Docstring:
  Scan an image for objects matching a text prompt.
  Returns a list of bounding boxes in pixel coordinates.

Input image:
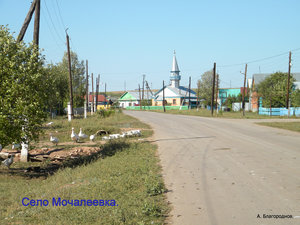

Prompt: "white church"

[152,52,197,107]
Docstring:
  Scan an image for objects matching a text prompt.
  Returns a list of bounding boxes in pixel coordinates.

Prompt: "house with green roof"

[118,91,141,108]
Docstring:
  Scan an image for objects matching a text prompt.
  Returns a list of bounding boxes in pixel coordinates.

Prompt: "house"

[218,88,241,105]
[152,52,197,107]
[86,94,108,110]
[118,91,140,108]
[248,73,300,111]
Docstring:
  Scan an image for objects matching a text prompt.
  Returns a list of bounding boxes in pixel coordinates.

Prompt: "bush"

[97,109,115,118]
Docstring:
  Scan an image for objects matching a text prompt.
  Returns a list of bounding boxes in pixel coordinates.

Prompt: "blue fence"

[259,107,300,116]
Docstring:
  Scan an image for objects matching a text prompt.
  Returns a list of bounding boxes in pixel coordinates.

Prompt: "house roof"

[119,91,154,101]
[86,94,107,102]
[119,91,141,101]
[154,85,197,100]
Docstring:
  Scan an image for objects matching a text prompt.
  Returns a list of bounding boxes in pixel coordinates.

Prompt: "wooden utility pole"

[33,0,40,46]
[146,81,153,96]
[163,80,166,112]
[105,83,107,97]
[95,74,100,112]
[66,32,74,118]
[85,60,89,113]
[211,63,216,116]
[17,0,37,42]
[91,73,94,113]
[286,51,292,109]
[242,64,247,116]
[215,74,219,113]
[197,81,200,111]
[142,74,145,100]
[139,84,142,110]
[188,76,191,110]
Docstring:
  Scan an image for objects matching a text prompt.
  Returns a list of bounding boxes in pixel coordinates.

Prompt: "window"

[173,99,176,105]
[129,103,132,106]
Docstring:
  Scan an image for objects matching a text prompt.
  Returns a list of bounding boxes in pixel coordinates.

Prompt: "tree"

[0,26,48,147]
[257,72,295,108]
[197,70,219,106]
[223,95,238,110]
[58,51,85,108]
[44,64,69,115]
[291,89,300,107]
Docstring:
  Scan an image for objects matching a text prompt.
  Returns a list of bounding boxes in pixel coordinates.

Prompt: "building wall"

[251,92,259,112]
[119,100,139,108]
[152,97,182,106]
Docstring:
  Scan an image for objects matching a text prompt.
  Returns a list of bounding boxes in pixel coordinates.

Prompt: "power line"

[55,0,66,30]
[43,0,65,44]
[219,47,300,68]
[41,8,64,52]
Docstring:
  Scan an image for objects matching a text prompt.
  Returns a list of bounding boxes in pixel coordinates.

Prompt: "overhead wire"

[40,5,65,60]
[43,0,65,45]
[55,0,67,30]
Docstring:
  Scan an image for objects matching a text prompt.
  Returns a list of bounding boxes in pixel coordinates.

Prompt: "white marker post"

[84,100,87,119]
[20,123,28,162]
[68,102,72,122]
[20,142,28,162]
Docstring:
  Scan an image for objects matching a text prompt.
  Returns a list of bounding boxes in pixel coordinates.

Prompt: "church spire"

[171,50,180,72]
[170,50,181,88]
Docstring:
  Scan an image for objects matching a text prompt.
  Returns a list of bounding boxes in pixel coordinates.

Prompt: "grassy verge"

[256,122,300,133]
[0,112,168,224]
[148,108,299,119]
[37,110,152,145]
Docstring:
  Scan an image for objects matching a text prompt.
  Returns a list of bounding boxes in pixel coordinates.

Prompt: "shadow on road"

[148,136,215,143]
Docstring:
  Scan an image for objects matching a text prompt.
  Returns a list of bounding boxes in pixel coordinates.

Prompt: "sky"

[1,0,300,91]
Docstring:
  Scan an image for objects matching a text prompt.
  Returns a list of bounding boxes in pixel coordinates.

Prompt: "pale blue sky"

[1,0,300,91]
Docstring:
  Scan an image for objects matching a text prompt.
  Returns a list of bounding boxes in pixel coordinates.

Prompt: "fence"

[259,107,300,116]
[126,106,189,110]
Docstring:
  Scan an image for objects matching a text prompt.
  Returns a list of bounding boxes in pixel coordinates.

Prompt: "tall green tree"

[0,26,48,147]
[257,72,295,108]
[291,89,300,107]
[58,51,85,107]
[44,64,69,115]
[197,70,219,106]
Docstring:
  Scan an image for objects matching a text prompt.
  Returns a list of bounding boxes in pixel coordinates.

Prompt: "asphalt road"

[124,111,300,225]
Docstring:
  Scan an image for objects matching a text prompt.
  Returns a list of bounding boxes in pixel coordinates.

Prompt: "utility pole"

[139,84,142,110]
[33,0,40,46]
[215,74,219,114]
[286,51,292,111]
[163,80,166,112]
[197,81,200,111]
[95,74,100,112]
[242,64,247,116]
[211,63,216,116]
[145,81,153,96]
[124,81,126,92]
[66,32,74,118]
[188,76,191,110]
[142,74,145,100]
[91,73,94,114]
[85,60,89,117]
[17,0,37,42]
[105,83,107,97]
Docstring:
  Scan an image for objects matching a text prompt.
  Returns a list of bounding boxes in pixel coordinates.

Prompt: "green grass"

[148,108,299,119]
[35,111,151,147]
[0,112,168,224]
[256,122,300,133]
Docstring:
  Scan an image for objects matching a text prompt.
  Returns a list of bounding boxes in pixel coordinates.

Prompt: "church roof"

[154,85,197,100]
